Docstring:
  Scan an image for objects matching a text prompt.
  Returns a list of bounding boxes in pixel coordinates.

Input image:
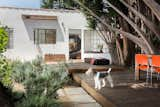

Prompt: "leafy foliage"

[0,26,11,87]
[0,27,8,53]
[0,55,12,87]
[63,0,79,9]
[78,0,104,29]
[15,94,60,107]
[41,0,104,29]
[11,57,69,107]
[41,0,78,9]
[41,0,54,9]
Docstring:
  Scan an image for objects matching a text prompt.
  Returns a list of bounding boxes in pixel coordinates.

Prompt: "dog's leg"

[107,74,114,88]
[102,78,106,87]
[95,72,101,90]
[97,79,101,90]
[94,76,98,89]
[94,76,101,89]
[96,73,102,90]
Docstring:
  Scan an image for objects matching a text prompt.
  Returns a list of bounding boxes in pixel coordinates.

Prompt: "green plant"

[0,55,12,87]
[11,60,33,83]
[0,27,8,53]
[41,0,78,9]
[11,57,69,107]
[0,26,11,87]
[15,94,60,107]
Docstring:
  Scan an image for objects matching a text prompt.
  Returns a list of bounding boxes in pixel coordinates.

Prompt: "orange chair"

[135,54,149,80]
[151,55,160,80]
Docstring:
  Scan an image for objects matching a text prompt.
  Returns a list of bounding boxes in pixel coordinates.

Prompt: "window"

[6,28,14,49]
[84,30,103,52]
[34,29,56,44]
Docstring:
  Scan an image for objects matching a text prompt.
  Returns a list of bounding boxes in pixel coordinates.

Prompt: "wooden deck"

[72,70,160,107]
[68,62,125,73]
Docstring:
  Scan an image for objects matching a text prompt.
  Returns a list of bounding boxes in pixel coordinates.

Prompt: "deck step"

[72,73,116,107]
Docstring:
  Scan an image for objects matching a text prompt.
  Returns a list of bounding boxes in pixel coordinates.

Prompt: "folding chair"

[151,55,160,82]
[135,54,150,84]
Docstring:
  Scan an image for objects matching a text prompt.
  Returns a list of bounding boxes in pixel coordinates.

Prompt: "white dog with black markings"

[86,67,114,90]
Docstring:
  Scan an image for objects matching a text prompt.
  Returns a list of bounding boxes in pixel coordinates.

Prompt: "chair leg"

[150,69,153,86]
[146,69,149,85]
[135,69,140,80]
[157,72,160,80]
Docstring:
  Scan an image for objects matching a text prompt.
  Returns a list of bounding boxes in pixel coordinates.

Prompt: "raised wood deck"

[68,62,125,73]
[72,70,160,107]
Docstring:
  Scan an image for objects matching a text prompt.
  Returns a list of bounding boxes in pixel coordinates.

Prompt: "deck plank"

[72,71,160,107]
[68,62,125,73]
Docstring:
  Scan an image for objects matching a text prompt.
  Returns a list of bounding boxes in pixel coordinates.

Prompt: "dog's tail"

[107,68,112,74]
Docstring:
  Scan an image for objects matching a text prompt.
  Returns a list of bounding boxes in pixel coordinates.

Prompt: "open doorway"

[69,34,81,59]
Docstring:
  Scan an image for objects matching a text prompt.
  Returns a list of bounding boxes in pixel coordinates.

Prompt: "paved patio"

[57,86,101,107]
[73,70,160,107]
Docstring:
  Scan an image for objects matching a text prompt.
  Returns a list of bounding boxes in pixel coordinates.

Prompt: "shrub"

[15,94,60,107]
[0,55,12,87]
[0,27,8,53]
[11,57,69,107]
[0,26,11,87]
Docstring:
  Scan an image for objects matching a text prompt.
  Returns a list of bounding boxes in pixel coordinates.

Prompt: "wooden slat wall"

[22,15,57,20]
[44,54,66,62]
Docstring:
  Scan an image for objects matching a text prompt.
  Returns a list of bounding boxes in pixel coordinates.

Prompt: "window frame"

[6,28,14,49]
[34,29,56,45]
[84,30,102,53]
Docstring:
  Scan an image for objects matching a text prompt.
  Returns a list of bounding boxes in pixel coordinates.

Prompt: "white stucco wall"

[0,7,111,62]
[23,19,64,42]
[0,7,87,61]
[23,18,68,57]
[0,9,39,61]
[60,12,87,29]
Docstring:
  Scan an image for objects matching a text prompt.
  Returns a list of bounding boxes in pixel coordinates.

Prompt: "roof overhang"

[22,14,57,20]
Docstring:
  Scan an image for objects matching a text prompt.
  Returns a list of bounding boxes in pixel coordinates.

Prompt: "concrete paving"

[57,87,101,107]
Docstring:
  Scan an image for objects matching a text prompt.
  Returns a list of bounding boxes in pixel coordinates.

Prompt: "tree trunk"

[97,27,123,65]
[107,43,119,65]
[116,38,125,66]
[118,16,136,66]
[74,0,152,54]
[104,0,155,54]
[118,17,129,60]
[142,0,160,22]
[120,0,160,40]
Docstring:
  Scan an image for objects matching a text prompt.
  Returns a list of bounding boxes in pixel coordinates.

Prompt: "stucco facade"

[0,7,111,62]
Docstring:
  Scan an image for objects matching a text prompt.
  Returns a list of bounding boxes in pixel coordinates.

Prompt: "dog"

[86,67,114,90]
